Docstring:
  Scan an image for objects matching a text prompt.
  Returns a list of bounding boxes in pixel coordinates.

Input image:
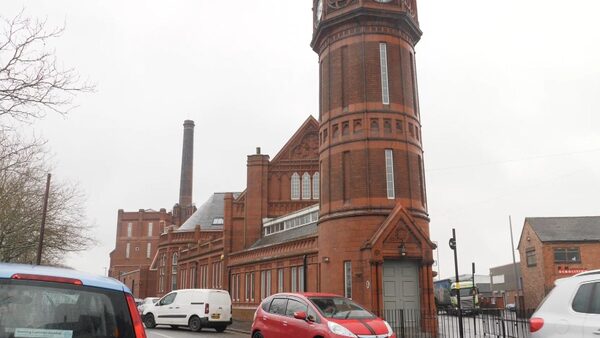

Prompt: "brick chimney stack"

[179,120,194,207]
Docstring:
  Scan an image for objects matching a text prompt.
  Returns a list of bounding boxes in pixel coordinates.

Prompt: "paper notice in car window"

[14,329,73,338]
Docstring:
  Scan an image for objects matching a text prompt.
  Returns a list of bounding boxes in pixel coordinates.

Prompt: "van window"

[268,298,287,316]
[160,292,177,306]
[285,299,307,317]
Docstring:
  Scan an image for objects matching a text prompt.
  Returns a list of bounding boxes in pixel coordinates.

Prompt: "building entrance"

[383,260,420,332]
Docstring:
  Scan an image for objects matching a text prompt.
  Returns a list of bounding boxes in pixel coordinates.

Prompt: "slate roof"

[249,222,318,249]
[178,192,240,231]
[526,216,600,242]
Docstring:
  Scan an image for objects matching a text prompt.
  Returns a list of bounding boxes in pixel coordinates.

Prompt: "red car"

[251,292,396,338]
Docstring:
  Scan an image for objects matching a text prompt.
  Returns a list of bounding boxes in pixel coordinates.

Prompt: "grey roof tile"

[249,223,318,249]
[527,216,600,242]
[178,192,240,231]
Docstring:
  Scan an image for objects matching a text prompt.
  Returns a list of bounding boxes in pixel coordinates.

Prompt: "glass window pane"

[572,282,595,313]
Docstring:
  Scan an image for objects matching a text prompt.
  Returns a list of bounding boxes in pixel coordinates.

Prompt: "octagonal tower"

[312,0,436,325]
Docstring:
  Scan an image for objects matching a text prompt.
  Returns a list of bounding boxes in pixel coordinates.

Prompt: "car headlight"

[327,321,357,337]
[383,320,394,335]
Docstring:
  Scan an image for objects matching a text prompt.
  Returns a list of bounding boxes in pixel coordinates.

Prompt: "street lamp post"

[449,228,464,338]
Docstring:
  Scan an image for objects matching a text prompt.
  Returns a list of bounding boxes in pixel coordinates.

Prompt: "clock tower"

[312,0,436,326]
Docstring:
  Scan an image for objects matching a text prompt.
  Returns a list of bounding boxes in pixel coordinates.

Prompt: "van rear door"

[207,290,231,322]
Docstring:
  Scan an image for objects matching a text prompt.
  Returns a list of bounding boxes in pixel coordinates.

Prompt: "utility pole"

[36,173,51,265]
[509,215,521,310]
[472,262,477,335]
[449,228,464,338]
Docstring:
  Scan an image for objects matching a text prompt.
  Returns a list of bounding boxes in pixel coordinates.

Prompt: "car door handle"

[593,330,600,335]
[175,307,180,309]
[168,307,173,309]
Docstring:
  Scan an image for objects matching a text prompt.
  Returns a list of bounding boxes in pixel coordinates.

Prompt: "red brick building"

[110,0,436,332]
[518,216,600,310]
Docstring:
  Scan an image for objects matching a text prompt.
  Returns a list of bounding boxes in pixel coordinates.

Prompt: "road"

[146,327,247,338]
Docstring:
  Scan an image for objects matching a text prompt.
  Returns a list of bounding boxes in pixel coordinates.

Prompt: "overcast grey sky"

[4,1,600,280]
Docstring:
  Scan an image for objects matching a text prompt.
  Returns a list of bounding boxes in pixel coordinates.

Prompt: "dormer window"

[212,217,224,225]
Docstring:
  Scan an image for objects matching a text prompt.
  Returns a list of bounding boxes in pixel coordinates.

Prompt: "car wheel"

[215,326,226,333]
[188,316,202,332]
[252,331,264,338]
[143,314,156,329]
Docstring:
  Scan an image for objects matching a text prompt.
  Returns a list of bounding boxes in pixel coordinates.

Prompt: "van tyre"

[143,314,156,329]
[252,332,264,338]
[188,316,202,332]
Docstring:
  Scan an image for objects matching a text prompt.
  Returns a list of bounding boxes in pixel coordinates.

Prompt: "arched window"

[291,173,300,200]
[312,172,320,199]
[302,173,311,200]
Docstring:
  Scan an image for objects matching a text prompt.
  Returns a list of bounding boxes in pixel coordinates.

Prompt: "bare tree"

[0,10,94,123]
[0,132,95,264]
[0,12,95,264]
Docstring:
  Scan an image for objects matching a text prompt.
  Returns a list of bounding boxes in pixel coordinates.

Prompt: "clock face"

[316,0,324,22]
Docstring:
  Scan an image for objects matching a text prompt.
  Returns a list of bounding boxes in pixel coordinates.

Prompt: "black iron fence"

[381,308,535,338]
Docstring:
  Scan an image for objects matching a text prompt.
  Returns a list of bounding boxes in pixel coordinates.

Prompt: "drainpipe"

[303,255,308,292]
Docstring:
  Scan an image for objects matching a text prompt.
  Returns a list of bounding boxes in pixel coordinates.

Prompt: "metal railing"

[381,308,534,338]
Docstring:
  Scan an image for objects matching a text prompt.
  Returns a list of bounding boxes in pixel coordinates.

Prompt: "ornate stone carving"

[291,132,319,159]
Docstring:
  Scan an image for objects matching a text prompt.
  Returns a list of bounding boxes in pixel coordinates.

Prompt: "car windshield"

[450,288,477,297]
[0,279,135,338]
[145,298,158,304]
[309,297,375,319]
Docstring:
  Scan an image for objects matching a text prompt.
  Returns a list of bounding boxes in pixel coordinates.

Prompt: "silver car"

[530,270,600,337]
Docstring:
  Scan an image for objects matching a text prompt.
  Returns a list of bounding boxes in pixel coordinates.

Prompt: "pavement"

[226,319,252,335]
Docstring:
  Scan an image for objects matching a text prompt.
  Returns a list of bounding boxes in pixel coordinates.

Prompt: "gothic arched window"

[302,173,311,200]
[291,173,300,200]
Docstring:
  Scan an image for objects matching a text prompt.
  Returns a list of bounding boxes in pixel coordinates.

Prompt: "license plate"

[211,313,220,319]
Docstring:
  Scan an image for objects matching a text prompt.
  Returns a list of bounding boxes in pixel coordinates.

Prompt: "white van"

[142,289,232,332]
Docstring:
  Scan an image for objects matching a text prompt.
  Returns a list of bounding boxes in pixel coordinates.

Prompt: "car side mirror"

[294,311,307,321]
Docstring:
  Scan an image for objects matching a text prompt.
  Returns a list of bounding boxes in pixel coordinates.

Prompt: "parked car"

[142,289,232,332]
[530,269,600,337]
[252,292,396,338]
[137,297,159,314]
[0,262,146,338]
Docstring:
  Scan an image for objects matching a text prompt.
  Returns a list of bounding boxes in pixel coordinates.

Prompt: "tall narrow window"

[127,223,132,237]
[379,43,390,105]
[291,173,300,200]
[418,155,426,206]
[312,172,320,199]
[278,269,284,293]
[302,173,311,200]
[171,253,178,291]
[298,266,305,292]
[410,52,418,116]
[246,272,255,302]
[291,267,298,292]
[148,222,153,236]
[125,243,131,258]
[146,242,151,259]
[343,151,351,202]
[344,261,352,299]
[190,264,197,288]
[385,149,395,199]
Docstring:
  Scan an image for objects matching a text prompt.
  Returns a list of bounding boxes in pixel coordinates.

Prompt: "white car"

[142,289,232,332]
[530,270,600,337]
[137,297,159,314]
